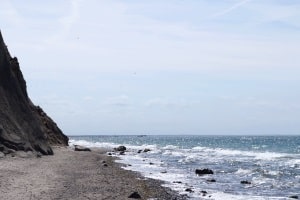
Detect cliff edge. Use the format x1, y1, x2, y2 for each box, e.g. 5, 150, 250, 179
0, 31, 68, 155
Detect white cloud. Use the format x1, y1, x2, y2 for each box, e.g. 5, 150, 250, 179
0, 0, 23, 26
210, 0, 252, 18
103, 95, 131, 107
49, 0, 83, 42
83, 96, 94, 101
145, 98, 189, 108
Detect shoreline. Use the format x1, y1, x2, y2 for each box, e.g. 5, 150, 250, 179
0, 147, 187, 200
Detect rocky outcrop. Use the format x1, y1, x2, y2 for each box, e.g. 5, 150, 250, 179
0, 30, 68, 155
240, 180, 251, 185
128, 192, 142, 199
114, 145, 126, 151
74, 145, 91, 152
195, 168, 214, 175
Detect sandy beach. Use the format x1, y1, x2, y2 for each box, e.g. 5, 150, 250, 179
0, 147, 187, 200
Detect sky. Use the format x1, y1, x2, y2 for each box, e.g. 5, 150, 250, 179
1, 0, 300, 135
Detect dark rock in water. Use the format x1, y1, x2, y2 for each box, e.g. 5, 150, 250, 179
119, 151, 125, 155
207, 179, 216, 182
115, 146, 126, 151
107, 152, 112, 156
143, 148, 151, 153
185, 188, 194, 193
128, 191, 141, 199
0, 31, 68, 155
103, 163, 108, 167
195, 168, 214, 175
289, 195, 299, 199
149, 162, 154, 165
201, 191, 208, 196
241, 180, 251, 184
137, 150, 142, 153
74, 145, 91, 152
173, 181, 182, 184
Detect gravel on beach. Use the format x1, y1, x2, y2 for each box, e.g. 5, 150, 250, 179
0, 147, 187, 200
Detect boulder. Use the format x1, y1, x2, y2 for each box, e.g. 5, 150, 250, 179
74, 145, 91, 152
289, 195, 298, 199
201, 191, 208, 196
115, 146, 126, 151
36, 152, 42, 158
15, 151, 35, 158
173, 181, 182, 184
195, 168, 214, 175
207, 179, 216, 183
128, 191, 141, 199
240, 180, 251, 184
143, 148, 151, 153
185, 188, 194, 193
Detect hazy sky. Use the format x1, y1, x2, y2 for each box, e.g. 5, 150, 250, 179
1, 0, 300, 135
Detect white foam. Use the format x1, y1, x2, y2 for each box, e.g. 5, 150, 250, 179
163, 150, 185, 157
178, 153, 201, 163
69, 139, 117, 149
252, 176, 274, 185
192, 146, 207, 151
192, 146, 294, 162
235, 168, 252, 175
254, 152, 288, 161
69, 138, 298, 200
209, 191, 287, 200
162, 145, 179, 150
69, 139, 162, 153
263, 170, 282, 176
285, 159, 300, 168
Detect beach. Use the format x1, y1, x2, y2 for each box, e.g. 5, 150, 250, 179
0, 147, 187, 200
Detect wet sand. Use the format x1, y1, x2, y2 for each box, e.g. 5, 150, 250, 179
0, 147, 187, 200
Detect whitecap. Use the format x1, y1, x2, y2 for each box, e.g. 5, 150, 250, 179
209, 191, 286, 200
162, 145, 179, 150
235, 168, 252, 175
69, 139, 117, 149
178, 154, 201, 163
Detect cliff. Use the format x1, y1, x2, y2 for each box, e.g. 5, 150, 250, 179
0, 31, 68, 155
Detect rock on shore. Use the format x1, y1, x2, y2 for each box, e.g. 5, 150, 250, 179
0, 30, 68, 155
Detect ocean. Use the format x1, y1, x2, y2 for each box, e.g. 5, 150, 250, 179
69, 135, 300, 200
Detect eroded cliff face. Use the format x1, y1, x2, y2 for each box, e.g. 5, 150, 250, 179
0, 31, 68, 155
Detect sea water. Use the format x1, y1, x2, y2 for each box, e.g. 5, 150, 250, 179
69, 135, 300, 200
